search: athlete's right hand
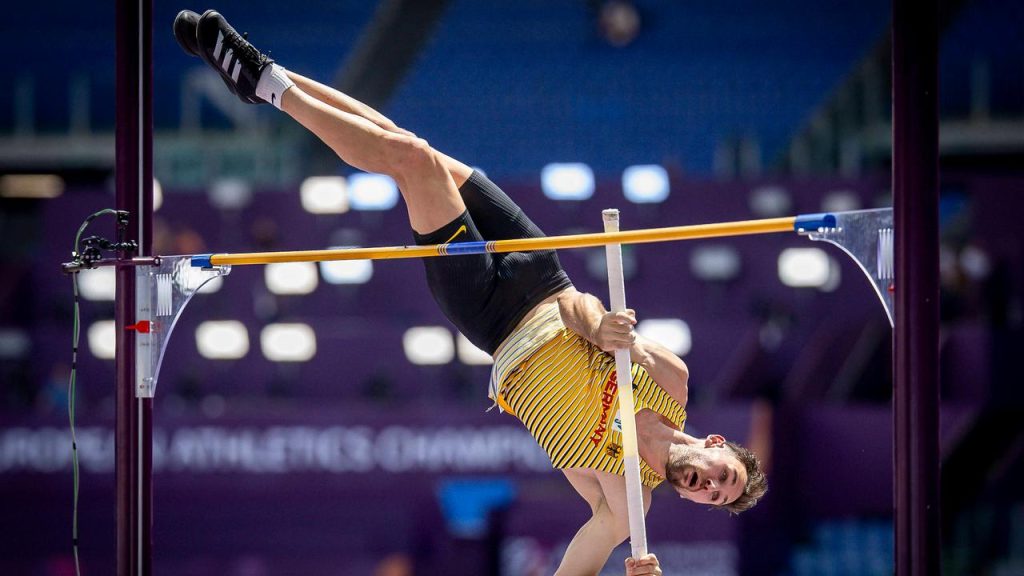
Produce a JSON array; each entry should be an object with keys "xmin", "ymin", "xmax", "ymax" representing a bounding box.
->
[
  {"xmin": 625, "ymin": 553, "xmax": 662, "ymax": 576},
  {"xmin": 592, "ymin": 309, "xmax": 637, "ymax": 352}
]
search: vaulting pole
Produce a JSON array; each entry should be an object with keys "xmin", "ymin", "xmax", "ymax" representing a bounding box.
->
[
  {"xmin": 892, "ymin": 0, "xmax": 941, "ymax": 573},
  {"xmin": 115, "ymin": 0, "xmax": 153, "ymax": 573},
  {"xmin": 602, "ymin": 209, "xmax": 648, "ymax": 560}
]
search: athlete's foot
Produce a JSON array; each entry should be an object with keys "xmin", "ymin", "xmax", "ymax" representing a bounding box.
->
[
  {"xmin": 195, "ymin": 10, "xmax": 273, "ymax": 104},
  {"xmin": 174, "ymin": 9, "xmax": 252, "ymax": 100},
  {"xmin": 172, "ymin": 9, "xmax": 202, "ymax": 57}
]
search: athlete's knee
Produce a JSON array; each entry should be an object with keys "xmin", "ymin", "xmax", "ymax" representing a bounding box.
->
[
  {"xmin": 608, "ymin": 517, "xmax": 630, "ymax": 545},
  {"xmin": 385, "ymin": 134, "xmax": 442, "ymax": 180},
  {"xmin": 594, "ymin": 501, "xmax": 631, "ymax": 545}
]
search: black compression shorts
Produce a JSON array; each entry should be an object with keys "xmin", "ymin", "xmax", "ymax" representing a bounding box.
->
[{"xmin": 413, "ymin": 171, "xmax": 573, "ymax": 355}]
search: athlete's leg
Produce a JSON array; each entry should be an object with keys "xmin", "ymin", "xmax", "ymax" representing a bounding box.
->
[
  {"xmin": 278, "ymin": 87, "xmax": 461, "ymax": 234},
  {"xmin": 285, "ymin": 72, "xmax": 411, "ymax": 136},
  {"xmin": 285, "ymin": 71, "xmax": 474, "ymax": 188},
  {"xmin": 187, "ymin": 9, "xmax": 467, "ymax": 235},
  {"xmin": 457, "ymin": 172, "xmax": 550, "ymax": 241},
  {"xmin": 275, "ymin": 88, "xmax": 569, "ymax": 353},
  {"xmin": 184, "ymin": 10, "xmax": 518, "ymax": 353}
]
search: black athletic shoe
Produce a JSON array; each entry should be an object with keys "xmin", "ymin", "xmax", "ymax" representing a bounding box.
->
[
  {"xmin": 172, "ymin": 10, "xmax": 201, "ymax": 56},
  {"xmin": 174, "ymin": 9, "xmax": 257, "ymax": 101},
  {"xmin": 195, "ymin": 10, "xmax": 272, "ymax": 105}
]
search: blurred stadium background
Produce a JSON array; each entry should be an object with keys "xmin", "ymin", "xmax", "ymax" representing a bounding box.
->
[{"xmin": 1, "ymin": 0, "xmax": 1023, "ymax": 574}]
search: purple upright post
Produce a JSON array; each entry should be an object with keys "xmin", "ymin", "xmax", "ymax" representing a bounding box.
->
[
  {"xmin": 115, "ymin": 0, "xmax": 153, "ymax": 574},
  {"xmin": 892, "ymin": 0, "xmax": 940, "ymax": 574}
]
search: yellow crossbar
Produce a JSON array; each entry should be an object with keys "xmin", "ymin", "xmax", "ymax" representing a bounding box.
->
[{"xmin": 202, "ymin": 216, "xmax": 797, "ymax": 266}]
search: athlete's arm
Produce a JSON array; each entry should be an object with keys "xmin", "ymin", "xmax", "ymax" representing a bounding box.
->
[
  {"xmin": 557, "ymin": 288, "xmax": 635, "ymax": 351},
  {"xmin": 555, "ymin": 471, "xmax": 653, "ymax": 576},
  {"xmin": 558, "ymin": 288, "xmax": 688, "ymax": 407},
  {"xmin": 630, "ymin": 333, "xmax": 689, "ymax": 409}
]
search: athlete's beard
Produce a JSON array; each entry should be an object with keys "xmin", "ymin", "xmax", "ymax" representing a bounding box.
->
[{"xmin": 665, "ymin": 450, "xmax": 699, "ymax": 491}]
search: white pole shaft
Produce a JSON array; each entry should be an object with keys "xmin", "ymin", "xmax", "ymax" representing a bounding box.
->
[{"xmin": 602, "ymin": 209, "xmax": 648, "ymax": 559}]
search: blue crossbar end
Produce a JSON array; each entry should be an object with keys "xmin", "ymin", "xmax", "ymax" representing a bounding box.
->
[
  {"xmin": 794, "ymin": 213, "xmax": 837, "ymax": 232},
  {"xmin": 444, "ymin": 241, "xmax": 488, "ymax": 255},
  {"xmin": 191, "ymin": 254, "xmax": 214, "ymax": 268}
]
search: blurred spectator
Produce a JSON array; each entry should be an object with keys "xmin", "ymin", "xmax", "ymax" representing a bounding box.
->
[
  {"xmin": 373, "ymin": 553, "xmax": 413, "ymax": 576},
  {"xmin": 36, "ymin": 362, "xmax": 71, "ymax": 416},
  {"xmin": 250, "ymin": 217, "xmax": 280, "ymax": 251},
  {"xmin": 153, "ymin": 217, "xmax": 209, "ymax": 256}
]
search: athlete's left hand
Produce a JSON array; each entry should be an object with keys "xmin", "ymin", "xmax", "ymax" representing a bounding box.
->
[
  {"xmin": 625, "ymin": 553, "xmax": 662, "ymax": 576},
  {"xmin": 593, "ymin": 309, "xmax": 637, "ymax": 352}
]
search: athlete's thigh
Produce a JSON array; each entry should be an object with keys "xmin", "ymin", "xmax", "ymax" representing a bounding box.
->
[
  {"xmin": 395, "ymin": 158, "xmax": 465, "ymax": 236},
  {"xmin": 595, "ymin": 469, "xmax": 654, "ymax": 521},
  {"xmin": 457, "ymin": 170, "xmax": 549, "ymax": 241},
  {"xmin": 437, "ymin": 151, "xmax": 474, "ymax": 188},
  {"xmin": 414, "ymin": 211, "xmax": 499, "ymax": 351}
]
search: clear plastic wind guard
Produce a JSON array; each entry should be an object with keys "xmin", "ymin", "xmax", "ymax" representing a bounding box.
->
[
  {"xmin": 134, "ymin": 256, "xmax": 231, "ymax": 398},
  {"xmin": 799, "ymin": 208, "xmax": 894, "ymax": 327}
]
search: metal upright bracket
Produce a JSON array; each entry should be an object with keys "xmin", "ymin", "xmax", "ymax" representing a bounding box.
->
[
  {"xmin": 797, "ymin": 208, "xmax": 895, "ymax": 327},
  {"xmin": 133, "ymin": 256, "xmax": 231, "ymax": 397}
]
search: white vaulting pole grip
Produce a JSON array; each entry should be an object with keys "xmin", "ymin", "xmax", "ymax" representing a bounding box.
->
[{"xmin": 602, "ymin": 208, "xmax": 648, "ymax": 559}]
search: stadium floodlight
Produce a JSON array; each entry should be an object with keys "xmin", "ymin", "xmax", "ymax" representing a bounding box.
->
[
  {"xmin": 456, "ymin": 333, "xmax": 493, "ymax": 365},
  {"xmin": 208, "ymin": 177, "xmax": 253, "ymax": 211},
  {"xmin": 78, "ymin": 266, "xmax": 117, "ymax": 301},
  {"xmin": 959, "ymin": 245, "xmax": 992, "ymax": 280},
  {"xmin": 778, "ymin": 247, "xmax": 831, "ymax": 288},
  {"xmin": 622, "ymin": 165, "xmax": 670, "ymax": 204},
  {"xmin": 300, "ymin": 176, "xmax": 349, "ymax": 214},
  {"xmin": 403, "ymin": 326, "xmax": 455, "ymax": 365},
  {"xmin": 87, "ymin": 320, "xmax": 116, "ymax": 360},
  {"xmin": 195, "ymin": 321, "xmax": 249, "ymax": 360},
  {"xmin": 541, "ymin": 163, "xmax": 595, "ymax": 201},
  {"xmin": 319, "ymin": 249, "xmax": 373, "ymax": 285},
  {"xmin": 265, "ymin": 262, "xmax": 319, "ymax": 295},
  {"xmin": 348, "ymin": 173, "xmax": 399, "ymax": 210},
  {"xmin": 0, "ymin": 328, "xmax": 31, "ymax": 360},
  {"xmin": 0, "ymin": 174, "xmax": 64, "ymax": 198},
  {"xmin": 637, "ymin": 319, "xmax": 692, "ymax": 357},
  {"xmin": 821, "ymin": 190, "xmax": 861, "ymax": 213},
  {"xmin": 749, "ymin": 185, "xmax": 792, "ymax": 217},
  {"xmin": 820, "ymin": 258, "xmax": 842, "ymax": 293},
  {"xmin": 689, "ymin": 244, "xmax": 742, "ymax": 282},
  {"xmin": 153, "ymin": 178, "xmax": 163, "ymax": 212},
  {"xmin": 260, "ymin": 323, "xmax": 317, "ymax": 362}
]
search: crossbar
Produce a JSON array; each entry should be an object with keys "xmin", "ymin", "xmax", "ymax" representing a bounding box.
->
[{"xmin": 194, "ymin": 216, "xmax": 798, "ymax": 267}]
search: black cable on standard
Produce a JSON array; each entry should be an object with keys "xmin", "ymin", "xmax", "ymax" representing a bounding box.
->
[{"xmin": 64, "ymin": 209, "xmax": 135, "ymax": 576}]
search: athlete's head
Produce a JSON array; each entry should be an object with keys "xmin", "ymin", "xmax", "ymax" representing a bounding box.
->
[{"xmin": 665, "ymin": 435, "xmax": 766, "ymax": 514}]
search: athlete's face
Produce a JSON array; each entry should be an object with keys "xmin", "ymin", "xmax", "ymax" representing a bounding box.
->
[{"xmin": 666, "ymin": 435, "xmax": 747, "ymax": 507}]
